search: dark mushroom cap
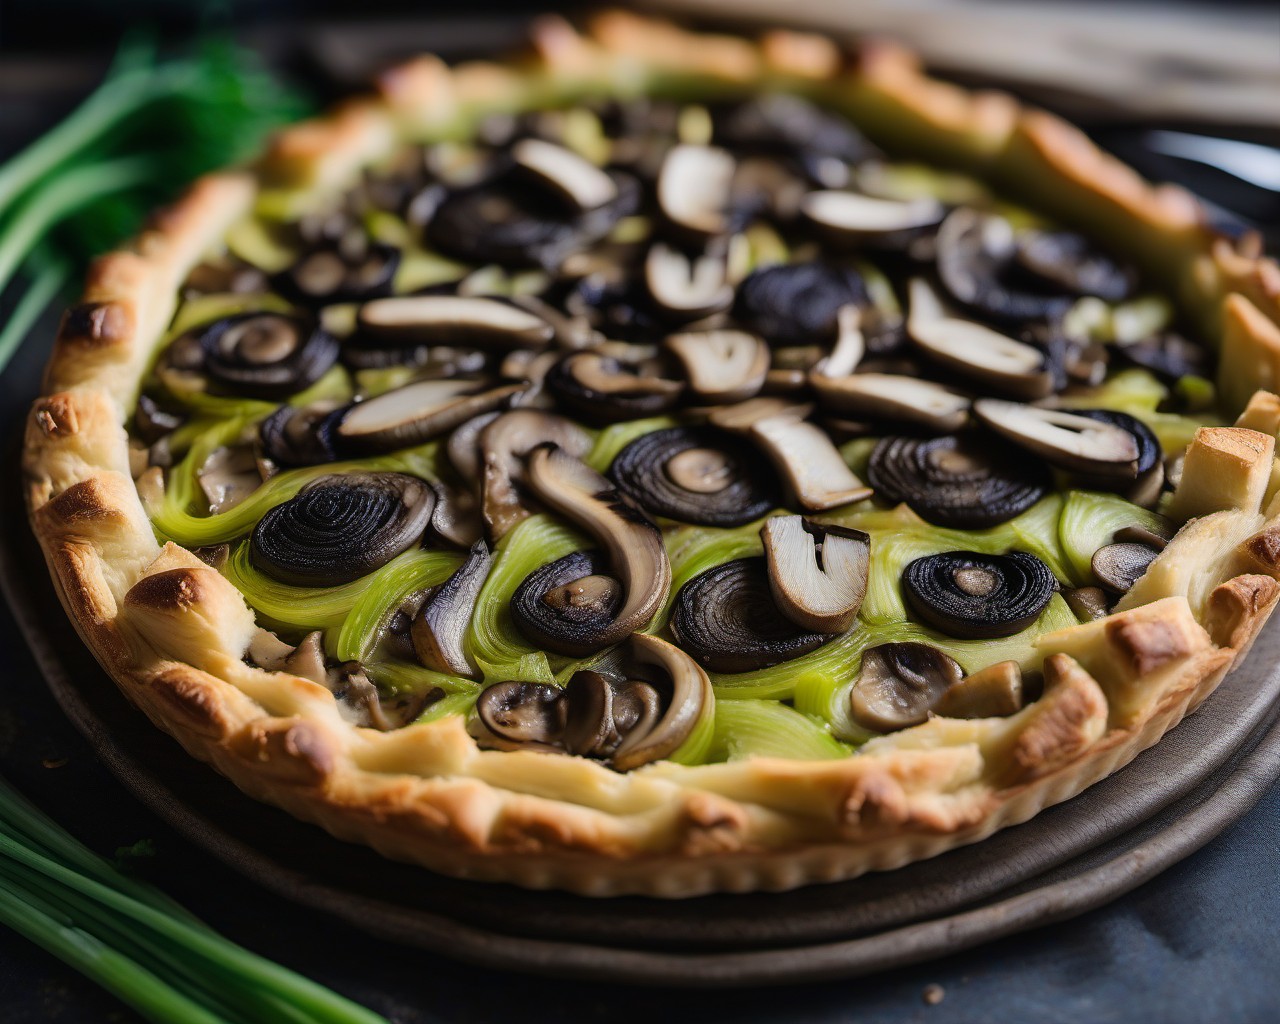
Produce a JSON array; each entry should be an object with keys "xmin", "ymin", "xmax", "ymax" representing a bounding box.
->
[
  {"xmin": 1013, "ymin": 229, "xmax": 1134, "ymax": 301},
  {"xmin": 1113, "ymin": 332, "xmax": 1208, "ymax": 383},
  {"xmin": 902, "ymin": 550, "xmax": 1057, "ymax": 639},
  {"xmin": 544, "ymin": 351, "xmax": 683, "ymax": 424},
  {"xmin": 935, "ymin": 208, "xmax": 1074, "ymax": 323},
  {"xmin": 410, "ymin": 540, "xmax": 492, "ymax": 678},
  {"xmin": 712, "ymin": 94, "xmax": 879, "ymax": 167},
  {"xmin": 867, "ymin": 433, "xmax": 1050, "ymax": 529},
  {"xmin": 258, "ymin": 402, "xmax": 341, "ymax": 468},
  {"xmin": 510, "ymin": 550, "xmax": 625, "ymax": 657},
  {"xmin": 427, "ymin": 169, "xmax": 640, "ymax": 270},
  {"xmin": 733, "ymin": 263, "xmax": 868, "ymax": 346},
  {"xmin": 848, "ymin": 642, "xmax": 965, "ymax": 732},
  {"xmin": 249, "ymin": 472, "xmax": 434, "ymax": 586},
  {"xmin": 276, "ymin": 242, "xmax": 401, "ymax": 306},
  {"xmin": 185, "ymin": 313, "xmax": 339, "ymax": 400},
  {"xmin": 669, "ymin": 557, "xmax": 833, "ymax": 673},
  {"xmin": 609, "ymin": 426, "xmax": 779, "ymax": 527},
  {"xmin": 475, "ymin": 680, "xmax": 567, "ymax": 748}
]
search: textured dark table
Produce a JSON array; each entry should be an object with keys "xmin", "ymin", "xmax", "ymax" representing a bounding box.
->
[{"xmin": 1, "ymin": 19, "xmax": 1279, "ymax": 1023}]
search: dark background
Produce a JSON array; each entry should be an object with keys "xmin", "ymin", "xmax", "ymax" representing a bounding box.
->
[{"xmin": 1, "ymin": 3, "xmax": 1279, "ymax": 1022}]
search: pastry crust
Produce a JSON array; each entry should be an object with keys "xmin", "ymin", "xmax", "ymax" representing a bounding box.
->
[{"xmin": 21, "ymin": 12, "xmax": 1280, "ymax": 896}]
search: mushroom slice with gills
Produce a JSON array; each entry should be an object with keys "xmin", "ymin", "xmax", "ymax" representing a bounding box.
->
[
  {"xmin": 480, "ymin": 409, "xmax": 593, "ymax": 542},
  {"xmin": 197, "ymin": 444, "xmax": 263, "ymax": 514},
  {"xmin": 811, "ymin": 374, "xmax": 971, "ymax": 435},
  {"xmin": 475, "ymin": 680, "xmax": 568, "ymax": 751},
  {"xmin": 931, "ymin": 660, "xmax": 1025, "ymax": 719},
  {"xmin": 734, "ymin": 263, "xmax": 868, "ymax": 347},
  {"xmin": 848, "ymin": 642, "xmax": 965, "ymax": 733},
  {"xmin": 761, "ymin": 516, "xmax": 870, "ymax": 633},
  {"xmin": 258, "ymin": 401, "xmax": 340, "ymax": 468},
  {"xmin": 611, "ymin": 633, "xmax": 714, "ymax": 771},
  {"xmin": 934, "ymin": 208, "xmax": 1074, "ymax": 323},
  {"xmin": 658, "ymin": 144, "xmax": 736, "ymax": 237},
  {"xmin": 644, "ymin": 242, "xmax": 734, "ymax": 320},
  {"xmin": 747, "ymin": 407, "xmax": 873, "ymax": 511},
  {"xmin": 1091, "ymin": 541, "xmax": 1161, "ymax": 595},
  {"xmin": 902, "ymin": 550, "xmax": 1058, "ymax": 639},
  {"xmin": 277, "ymin": 241, "xmax": 400, "ymax": 306},
  {"xmin": 249, "ymin": 472, "xmax": 434, "ymax": 586},
  {"xmin": 410, "ymin": 540, "xmax": 492, "ymax": 679},
  {"xmin": 663, "ymin": 329, "xmax": 769, "ymax": 404},
  {"xmin": 521, "ymin": 444, "xmax": 672, "ymax": 654},
  {"xmin": 907, "ymin": 278, "xmax": 1053, "ymax": 400},
  {"xmin": 670, "ymin": 557, "xmax": 834, "ymax": 673},
  {"xmin": 182, "ymin": 313, "xmax": 339, "ymax": 400},
  {"xmin": 867, "ymin": 433, "xmax": 1050, "ymax": 529},
  {"xmin": 544, "ymin": 351, "xmax": 683, "ymax": 425},
  {"xmin": 802, "ymin": 190, "xmax": 945, "ymax": 245},
  {"xmin": 1013, "ymin": 229, "xmax": 1134, "ymax": 301},
  {"xmin": 972, "ymin": 399, "xmax": 1143, "ymax": 480},
  {"xmin": 510, "ymin": 137, "xmax": 619, "ymax": 211},
  {"xmin": 609, "ymin": 426, "xmax": 779, "ymax": 527},
  {"xmin": 332, "ymin": 378, "xmax": 527, "ymax": 456},
  {"xmin": 355, "ymin": 295, "xmax": 555, "ymax": 351}
]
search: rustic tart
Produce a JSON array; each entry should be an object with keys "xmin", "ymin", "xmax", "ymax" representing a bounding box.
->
[{"xmin": 22, "ymin": 12, "xmax": 1280, "ymax": 896}]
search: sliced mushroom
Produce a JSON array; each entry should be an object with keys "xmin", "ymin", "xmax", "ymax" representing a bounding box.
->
[
  {"xmin": 733, "ymin": 263, "xmax": 867, "ymax": 346},
  {"xmin": 134, "ymin": 394, "xmax": 185, "ymax": 445},
  {"xmin": 802, "ymin": 190, "xmax": 944, "ymax": 244},
  {"xmin": 355, "ymin": 295, "xmax": 555, "ymax": 351},
  {"xmin": 330, "ymin": 661, "xmax": 437, "ymax": 731},
  {"xmin": 1013, "ymin": 229, "xmax": 1134, "ymax": 301},
  {"xmin": 670, "ymin": 557, "xmax": 833, "ymax": 673},
  {"xmin": 1113, "ymin": 332, "xmax": 1208, "ymax": 382},
  {"xmin": 907, "ymin": 278, "xmax": 1053, "ymax": 400},
  {"xmin": 705, "ymin": 395, "xmax": 803, "ymax": 432},
  {"xmin": 544, "ymin": 351, "xmax": 683, "ymax": 424},
  {"xmin": 811, "ymin": 373, "xmax": 971, "ymax": 434},
  {"xmin": 811, "ymin": 305, "xmax": 867, "ymax": 378},
  {"xmin": 197, "ymin": 444, "xmax": 263, "ymax": 514},
  {"xmin": 169, "ymin": 313, "xmax": 340, "ymax": 400},
  {"xmin": 609, "ymin": 426, "xmax": 779, "ymax": 527},
  {"xmin": 479, "ymin": 409, "xmax": 593, "ymax": 541},
  {"xmin": 510, "ymin": 550, "xmax": 623, "ymax": 657},
  {"xmin": 516, "ymin": 445, "xmax": 671, "ymax": 654},
  {"xmin": 902, "ymin": 550, "xmax": 1057, "ymax": 639},
  {"xmin": 278, "ymin": 242, "xmax": 400, "ymax": 306},
  {"xmin": 332, "ymin": 379, "xmax": 526, "ymax": 455},
  {"xmin": 258, "ymin": 401, "xmax": 341, "ymax": 468},
  {"xmin": 848, "ymin": 642, "xmax": 964, "ymax": 732},
  {"xmin": 663, "ymin": 329, "xmax": 769, "ymax": 404},
  {"xmin": 972, "ymin": 399, "xmax": 1142, "ymax": 479},
  {"xmin": 611, "ymin": 633, "xmax": 714, "ymax": 771},
  {"xmin": 249, "ymin": 472, "xmax": 434, "ymax": 586},
  {"xmin": 248, "ymin": 628, "xmax": 327, "ymax": 686},
  {"xmin": 1091, "ymin": 541, "xmax": 1160, "ymax": 594},
  {"xmin": 428, "ymin": 479, "xmax": 483, "ymax": 549},
  {"xmin": 643, "ymin": 242, "xmax": 734, "ymax": 320},
  {"xmin": 410, "ymin": 540, "xmax": 492, "ymax": 678},
  {"xmin": 446, "ymin": 411, "xmax": 501, "ymax": 485},
  {"xmin": 867, "ymin": 433, "xmax": 1050, "ymax": 529},
  {"xmin": 658, "ymin": 144, "xmax": 736, "ymax": 236},
  {"xmin": 747, "ymin": 408, "xmax": 873, "ymax": 511},
  {"xmin": 1113, "ymin": 523, "xmax": 1171, "ymax": 550},
  {"xmin": 760, "ymin": 516, "xmax": 870, "ymax": 632},
  {"xmin": 1062, "ymin": 585, "xmax": 1111, "ymax": 621},
  {"xmin": 713, "ymin": 93, "xmax": 879, "ymax": 167},
  {"xmin": 511, "ymin": 137, "xmax": 619, "ymax": 211},
  {"xmin": 935, "ymin": 208, "xmax": 1073, "ymax": 322},
  {"xmin": 932, "ymin": 660, "xmax": 1024, "ymax": 718},
  {"xmin": 475, "ymin": 681, "xmax": 568, "ymax": 750}
]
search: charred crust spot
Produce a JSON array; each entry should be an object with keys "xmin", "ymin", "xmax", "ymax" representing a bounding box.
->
[
  {"xmin": 1008, "ymin": 654, "xmax": 1106, "ymax": 780},
  {"xmin": 124, "ymin": 568, "xmax": 205, "ymax": 612},
  {"xmin": 43, "ymin": 477, "xmax": 123, "ymax": 526},
  {"xmin": 677, "ymin": 792, "xmax": 747, "ymax": 855},
  {"xmin": 57, "ymin": 302, "xmax": 131, "ymax": 348},
  {"xmin": 1105, "ymin": 616, "xmax": 1196, "ymax": 677},
  {"xmin": 841, "ymin": 773, "xmax": 909, "ymax": 827},
  {"xmin": 1206, "ymin": 574, "xmax": 1280, "ymax": 649},
  {"xmin": 1243, "ymin": 526, "xmax": 1280, "ymax": 572},
  {"xmin": 231, "ymin": 720, "xmax": 335, "ymax": 784}
]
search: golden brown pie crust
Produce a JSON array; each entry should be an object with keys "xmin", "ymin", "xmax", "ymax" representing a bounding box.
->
[{"xmin": 21, "ymin": 12, "xmax": 1280, "ymax": 896}]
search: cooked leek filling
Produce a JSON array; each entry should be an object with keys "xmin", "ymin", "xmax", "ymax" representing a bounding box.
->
[{"xmin": 127, "ymin": 90, "xmax": 1220, "ymax": 769}]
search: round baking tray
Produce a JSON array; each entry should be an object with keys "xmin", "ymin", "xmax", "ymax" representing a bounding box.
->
[{"xmin": 4, "ymin": 445, "xmax": 1279, "ymax": 987}]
